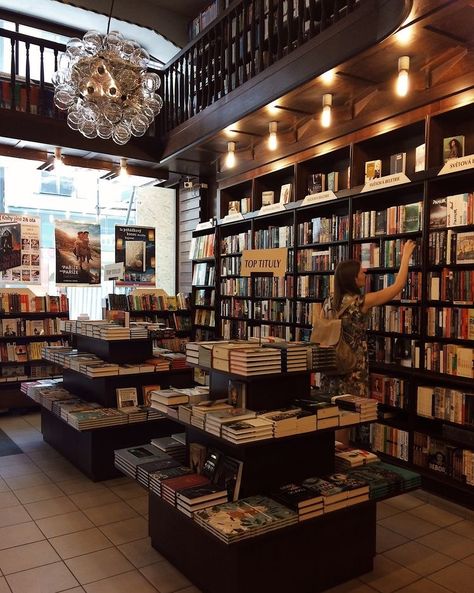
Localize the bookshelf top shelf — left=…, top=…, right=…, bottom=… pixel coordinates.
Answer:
left=0, top=312, right=69, bottom=318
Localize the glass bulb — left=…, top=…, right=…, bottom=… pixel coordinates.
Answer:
left=226, top=150, right=236, bottom=168
left=268, top=132, right=278, bottom=151
left=396, top=69, right=409, bottom=97
left=321, top=104, right=331, bottom=128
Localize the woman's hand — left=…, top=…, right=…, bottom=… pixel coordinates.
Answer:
left=402, top=239, right=416, bottom=261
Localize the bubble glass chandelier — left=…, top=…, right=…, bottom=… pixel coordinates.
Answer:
left=52, top=1, right=163, bottom=145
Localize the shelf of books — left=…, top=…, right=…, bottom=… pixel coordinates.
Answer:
left=0, top=291, right=69, bottom=408
left=25, top=321, right=196, bottom=480
left=112, top=341, right=421, bottom=593
left=203, top=99, right=474, bottom=506
left=190, top=225, right=217, bottom=341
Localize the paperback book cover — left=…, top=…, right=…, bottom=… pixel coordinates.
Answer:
left=389, top=152, right=406, bottom=174
left=415, top=144, right=425, bottom=172
left=443, top=135, right=465, bottom=162
left=456, top=232, right=474, bottom=265
left=402, top=203, right=421, bottom=233
left=261, top=191, right=275, bottom=206
left=116, top=387, right=138, bottom=408
left=307, top=173, right=325, bottom=195
left=364, top=160, right=382, bottom=182
left=430, top=198, right=447, bottom=228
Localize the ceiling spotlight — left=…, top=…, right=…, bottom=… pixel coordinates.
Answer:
left=396, top=26, right=413, bottom=46
left=54, top=147, right=65, bottom=175
left=396, top=56, right=410, bottom=97
left=321, top=94, right=333, bottom=128
left=321, top=69, right=335, bottom=84
left=226, top=141, right=236, bottom=168
left=268, top=121, right=278, bottom=151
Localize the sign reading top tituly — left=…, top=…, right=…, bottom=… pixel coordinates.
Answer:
left=115, top=226, right=156, bottom=286
left=241, top=248, right=288, bottom=278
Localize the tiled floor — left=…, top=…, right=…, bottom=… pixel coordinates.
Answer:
left=0, top=412, right=473, bottom=593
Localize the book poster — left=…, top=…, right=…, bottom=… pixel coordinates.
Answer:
left=0, top=213, right=41, bottom=285
left=114, top=226, right=156, bottom=286
left=55, top=220, right=101, bottom=285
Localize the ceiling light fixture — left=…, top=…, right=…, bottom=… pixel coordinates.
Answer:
left=268, top=121, right=278, bottom=151
left=396, top=56, right=410, bottom=97
left=52, top=0, right=163, bottom=144
left=321, top=94, right=333, bottom=128
left=226, top=141, right=236, bottom=168
left=321, top=69, right=335, bottom=84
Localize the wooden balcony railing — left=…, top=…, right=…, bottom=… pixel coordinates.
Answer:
left=160, top=0, right=361, bottom=134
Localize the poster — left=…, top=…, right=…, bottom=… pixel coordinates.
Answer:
left=55, top=220, right=101, bottom=285
left=115, top=225, right=156, bottom=285
left=0, top=213, right=41, bottom=285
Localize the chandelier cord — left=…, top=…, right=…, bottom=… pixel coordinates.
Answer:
left=107, top=0, right=116, bottom=34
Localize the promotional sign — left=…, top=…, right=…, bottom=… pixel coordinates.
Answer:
left=55, top=220, right=101, bottom=285
left=241, top=248, right=288, bottom=278
left=104, top=262, right=124, bottom=281
left=115, top=225, right=156, bottom=286
left=0, top=213, right=41, bottom=284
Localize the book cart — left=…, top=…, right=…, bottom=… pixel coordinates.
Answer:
left=40, top=332, right=194, bottom=481
left=190, top=98, right=474, bottom=507
left=149, top=365, right=381, bottom=593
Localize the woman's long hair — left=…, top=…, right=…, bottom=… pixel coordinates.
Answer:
left=333, top=260, right=361, bottom=310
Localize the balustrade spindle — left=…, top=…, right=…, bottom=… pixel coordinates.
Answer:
left=39, top=45, right=45, bottom=116
left=10, top=37, right=16, bottom=110
left=268, top=0, right=274, bottom=66
left=235, top=8, right=241, bottom=89
left=257, top=0, right=264, bottom=73
left=25, top=42, right=31, bottom=113
left=242, top=2, right=248, bottom=84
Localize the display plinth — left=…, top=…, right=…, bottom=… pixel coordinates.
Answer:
left=41, top=408, right=181, bottom=481
left=75, top=334, right=153, bottom=363
left=149, top=493, right=375, bottom=593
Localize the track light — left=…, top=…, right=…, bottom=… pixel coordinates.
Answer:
left=321, top=94, right=332, bottom=128
left=268, top=121, right=278, bottom=151
left=396, top=56, right=410, bottom=97
left=226, top=141, right=236, bottom=168
left=54, top=147, right=65, bottom=175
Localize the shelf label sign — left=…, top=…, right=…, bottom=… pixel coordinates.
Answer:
left=302, top=191, right=337, bottom=206
left=438, top=154, right=474, bottom=175
left=195, top=221, right=214, bottom=231
left=104, top=262, right=124, bottom=281
left=361, top=173, right=411, bottom=192
left=241, top=248, right=288, bottom=277
left=258, top=203, right=286, bottom=216
left=222, top=212, right=245, bottom=223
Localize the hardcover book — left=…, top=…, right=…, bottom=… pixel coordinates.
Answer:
left=116, top=387, right=138, bottom=408
left=213, top=455, right=244, bottom=501
left=443, top=135, right=465, bottom=162
left=375, top=210, right=387, bottom=235
left=142, top=384, right=160, bottom=407
left=279, top=183, right=292, bottom=205
left=327, top=171, right=339, bottom=192
left=456, top=232, right=474, bottom=265
left=415, top=144, right=425, bottom=172
left=271, top=483, right=323, bottom=509
left=389, top=152, right=406, bottom=174
left=261, top=191, right=275, bottom=206
left=307, top=173, right=325, bottom=195
left=430, top=198, right=447, bottom=228
left=364, top=159, right=382, bottom=182
left=402, top=203, right=421, bottom=233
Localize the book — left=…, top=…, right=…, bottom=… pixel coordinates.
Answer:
left=327, top=171, right=339, bottom=192
left=415, top=143, right=425, bottom=172
left=364, top=159, right=382, bottom=182
left=116, top=387, right=138, bottom=408
left=189, top=442, right=207, bottom=473
left=261, top=191, right=275, bottom=206
left=456, top=232, right=474, bottom=265
left=430, top=198, right=447, bottom=228
left=390, top=152, right=406, bottom=174
left=271, top=483, right=323, bottom=509
left=213, top=455, right=243, bottom=501
left=177, top=483, right=228, bottom=505
left=447, top=194, right=469, bottom=227
left=402, top=202, right=421, bottom=233
left=307, top=173, right=325, bottom=194
left=142, top=384, right=160, bottom=407
left=443, top=135, right=465, bottom=162
left=201, top=448, right=222, bottom=481
left=228, top=380, right=246, bottom=408
left=279, top=183, right=292, bottom=204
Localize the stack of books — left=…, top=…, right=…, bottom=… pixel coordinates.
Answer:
left=221, top=417, right=274, bottom=443
left=94, top=325, right=131, bottom=340
left=260, top=409, right=301, bottom=437
left=204, top=408, right=257, bottom=437
left=313, top=403, right=340, bottom=429
left=161, top=473, right=210, bottom=506
left=82, top=362, right=120, bottom=378
left=151, top=436, right=186, bottom=464
left=333, top=395, right=378, bottom=422
left=194, top=496, right=298, bottom=544
left=263, top=343, right=309, bottom=372
left=36, top=387, right=72, bottom=409
left=190, top=400, right=234, bottom=429
left=67, top=408, right=127, bottom=430
left=136, top=458, right=180, bottom=489
left=302, top=474, right=369, bottom=512
left=21, top=379, right=64, bottom=402
left=149, top=466, right=194, bottom=497
left=176, top=484, right=228, bottom=517
left=335, top=444, right=380, bottom=471
left=161, top=352, right=187, bottom=369
left=149, top=388, right=189, bottom=413
left=114, top=444, right=171, bottom=479
left=295, top=410, right=318, bottom=433
left=129, top=324, right=148, bottom=339
left=271, top=483, right=324, bottom=521
left=118, top=406, right=148, bottom=423
left=58, top=401, right=102, bottom=421
left=229, top=348, right=281, bottom=376
left=345, top=462, right=421, bottom=499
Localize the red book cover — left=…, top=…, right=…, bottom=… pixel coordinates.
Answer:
left=162, top=473, right=209, bottom=494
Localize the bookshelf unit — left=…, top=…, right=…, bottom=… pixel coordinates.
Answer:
left=194, top=98, right=474, bottom=507
left=40, top=334, right=193, bottom=480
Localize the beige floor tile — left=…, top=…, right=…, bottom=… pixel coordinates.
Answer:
left=448, top=520, right=474, bottom=541
left=408, top=504, right=464, bottom=528
left=429, top=562, right=474, bottom=593
left=360, top=555, right=419, bottom=593
left=61, top=589, right=85, bottom=593
left=378, top=513, right=440, bottom=540
left=6, top=561, right=78, bottom=593
left=0, top=540, right=60, bottom=574
left=99, top=517, right=148, bottom=545
left=44, top=469, right=86, bottom=483
left=0, top=521, right=44, bottom=550
left=69, top=489, right=121, bottom=510
left=117, top=537, right=165, bottom=569
left=383, top=541, right=455, bottom=576
left=395, top=578, right=453, bottom=593
left=321, top=578, right=377, bottom=593
left=0, top=577, right=11, bottom=593
left=83, top=569, right=158, bottom=593
left=417, top=528, right=474, bottom=560
left=27, top=449, right=63, bottom=463
left=376, top=525, right=410, bottom=554
left=388, top=492, right=426, bottom=512
left=0, top=504, right=32, bottom=527
left=0, top=453, right=31, bottom=467
left=25, top=496, right=78, bottom=520
left=14, top=483, right=64, bottom=504
left=377, top=501, right=402, bottom=521
left=65, top=548, right=134, bottom=585
left=126, top=495, right=148, bottom=516
left=83, top=501, right=138, bottom=526
left=140, top=560, right=191, bottom=593
left=0, top=463, right=40, bottom=479
left=5, top=471, right=52, bottom=490
left=0, top=477, right=10, bottom=492
left=36, top=510, right=95, bottom=538
left=58, top=480, right=108, bottom=496
left=110, top=483, right=146, bottom=501
left=0, top=491, right=20, bottom=508
left=50, top=527, right=114, bottom=560
left=462, top=554, right=474, bottom=568
left=101, top=477, right=133, bottom=488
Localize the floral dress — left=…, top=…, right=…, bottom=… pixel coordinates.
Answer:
left=320, top=294, right=369, bottom=397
